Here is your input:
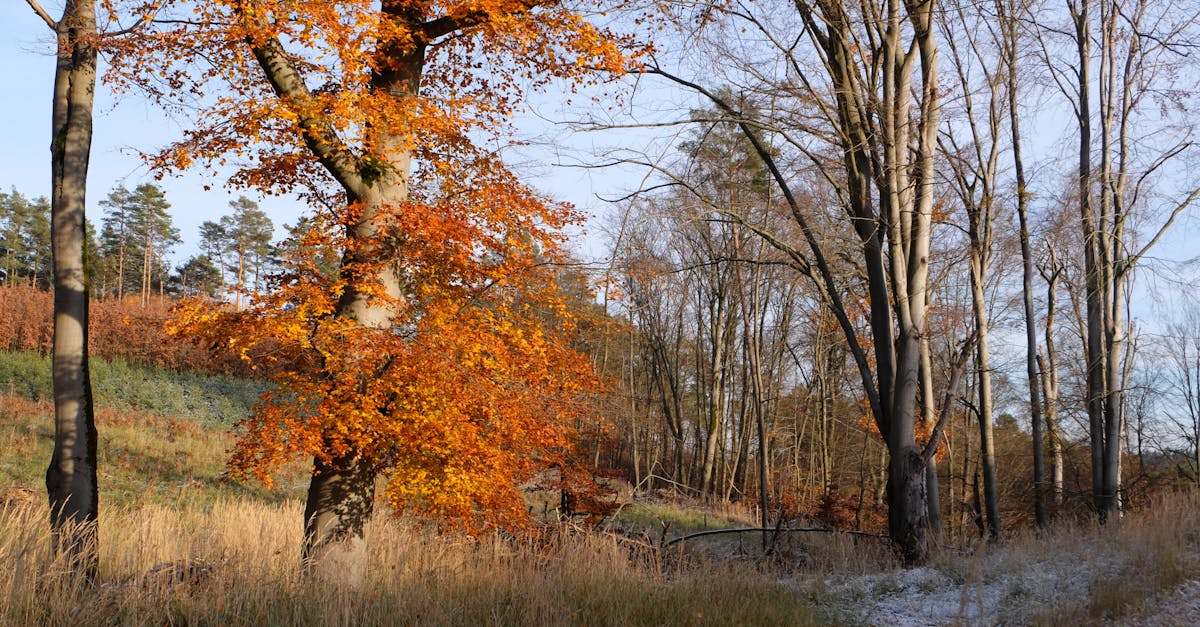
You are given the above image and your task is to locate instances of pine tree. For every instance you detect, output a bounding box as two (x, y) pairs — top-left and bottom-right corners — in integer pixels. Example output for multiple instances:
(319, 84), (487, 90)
(0, 189), (52, 289)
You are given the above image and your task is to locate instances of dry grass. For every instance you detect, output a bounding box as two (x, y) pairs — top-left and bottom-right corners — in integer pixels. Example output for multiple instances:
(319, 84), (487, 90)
(0, 499), (814, 626)
(1008, 493), (1200, 624)
(0, 362), (812, 626)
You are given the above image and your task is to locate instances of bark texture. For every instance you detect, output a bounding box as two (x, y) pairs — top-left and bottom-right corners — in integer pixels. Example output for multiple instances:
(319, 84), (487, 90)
(43, 0), (100, 583)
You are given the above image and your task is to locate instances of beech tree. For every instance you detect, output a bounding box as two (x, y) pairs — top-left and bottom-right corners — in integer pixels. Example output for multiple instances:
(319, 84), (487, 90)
(25, 0), (101, 582)
(1050, 0), (1200, 519)
(116, 0), (635, 580)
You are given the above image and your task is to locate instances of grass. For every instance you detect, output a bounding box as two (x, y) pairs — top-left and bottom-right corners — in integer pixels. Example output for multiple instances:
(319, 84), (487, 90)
(1008, 495), (1200, 624)
(6, 347), (1200, 625)
(0, 349), (817, 625)
(0, 350), (266, 426)
(613, 499), (754, 537)
(0, 500), (817, 626)
(0, 394), (306, 509)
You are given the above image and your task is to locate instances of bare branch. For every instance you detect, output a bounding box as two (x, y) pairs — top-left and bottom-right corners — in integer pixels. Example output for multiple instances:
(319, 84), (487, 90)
(24, 0), (57, 30)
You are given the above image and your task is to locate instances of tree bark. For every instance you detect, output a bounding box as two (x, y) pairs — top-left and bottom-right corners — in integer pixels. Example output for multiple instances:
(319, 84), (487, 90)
(42, 0), (100, 584)
(301, 451), (376, 583)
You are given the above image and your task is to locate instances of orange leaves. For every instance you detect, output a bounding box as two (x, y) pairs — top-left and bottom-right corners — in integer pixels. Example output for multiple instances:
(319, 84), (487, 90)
(103, 0), (633, 534)
(106, 0), (646, 196)
(173, 215), (600, 532)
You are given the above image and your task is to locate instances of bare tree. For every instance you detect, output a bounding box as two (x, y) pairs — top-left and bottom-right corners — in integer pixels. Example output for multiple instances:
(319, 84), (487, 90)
(995, 0), (1049, 528)
(1052, 0), (1200, 519)
(940, 0), (1007, 539)
(636, 0), (956, 563)
(26, 0), (100, 582)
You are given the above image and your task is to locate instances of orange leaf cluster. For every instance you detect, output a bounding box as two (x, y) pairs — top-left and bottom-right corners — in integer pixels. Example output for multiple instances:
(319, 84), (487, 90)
(105, 0), (646, 197)
(172, 214), (601, 532)
(103, 0), (642, 532)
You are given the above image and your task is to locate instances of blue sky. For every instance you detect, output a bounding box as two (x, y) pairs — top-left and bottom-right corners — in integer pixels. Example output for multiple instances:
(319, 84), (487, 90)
(2, 2), (310, 260)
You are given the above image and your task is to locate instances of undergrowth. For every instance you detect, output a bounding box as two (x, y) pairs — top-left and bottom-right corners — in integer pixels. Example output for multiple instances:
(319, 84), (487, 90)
(0, 350), (266, 425)
(0, 500), (816, 626)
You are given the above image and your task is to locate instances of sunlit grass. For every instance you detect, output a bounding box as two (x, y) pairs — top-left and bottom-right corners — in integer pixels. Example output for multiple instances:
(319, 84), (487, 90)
(0, 499), (816, 626)
(0, 393), (305, 509)
(0, 348), (815, 625)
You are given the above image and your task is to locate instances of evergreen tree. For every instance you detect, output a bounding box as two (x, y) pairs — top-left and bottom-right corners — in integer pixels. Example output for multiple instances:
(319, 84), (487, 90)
(174, 255), (223, 298)
(198, 219), (227, 290)
(218, 196), (273, 307)
(100, 183), (180, 302)
(0, 189), (52, 288)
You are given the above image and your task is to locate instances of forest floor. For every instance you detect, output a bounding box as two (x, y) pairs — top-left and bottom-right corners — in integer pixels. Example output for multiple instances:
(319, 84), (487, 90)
(3, 350), (1200, 625)
(623, 490), (1200, 625)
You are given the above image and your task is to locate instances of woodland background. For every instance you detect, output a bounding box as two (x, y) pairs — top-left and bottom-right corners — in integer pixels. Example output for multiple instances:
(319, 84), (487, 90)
(4, 0), (1200, 623)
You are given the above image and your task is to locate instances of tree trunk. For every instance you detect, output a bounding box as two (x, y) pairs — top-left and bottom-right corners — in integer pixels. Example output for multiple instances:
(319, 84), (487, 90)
(242, 0), (421, 579)
(44, 0), (100, 584)
(1039, 252), (1065, 505)
(920, 333), (942, 534)
(301, 452), (376, 583)
(887, 446), (928, 565)
(998, 0), (1047, 528)
(970, 256), (1001, 540)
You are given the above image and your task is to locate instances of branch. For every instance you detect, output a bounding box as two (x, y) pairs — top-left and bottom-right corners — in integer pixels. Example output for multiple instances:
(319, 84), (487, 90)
(103, 1), (167, 37)
(420, 0), (545, 43)
(237, 2), (365, 198)
(640, 63), (885, 434)
(24, 0), (57, 30)
(922, 331), (978, 462)
(665, 526), (888, 546)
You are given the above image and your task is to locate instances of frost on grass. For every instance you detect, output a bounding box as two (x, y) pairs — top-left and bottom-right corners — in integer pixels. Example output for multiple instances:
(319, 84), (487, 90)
(796, 512), (1200, 626)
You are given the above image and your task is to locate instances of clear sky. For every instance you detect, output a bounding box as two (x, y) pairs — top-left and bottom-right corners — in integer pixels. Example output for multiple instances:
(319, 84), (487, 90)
(2, 2), (309, 261)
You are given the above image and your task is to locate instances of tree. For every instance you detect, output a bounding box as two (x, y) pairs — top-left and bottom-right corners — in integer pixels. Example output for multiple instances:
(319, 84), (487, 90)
(218, 196), (274, 308)
(99, 183), (180, 303)
(198, 219), (228, 290)
(644, 0), (953, 564)
(129, 184), (179, 305)
(1053, 0), (1200, 520)
(99, 185), (133, 299)
(0, 189), (52, 288)
(940, 0), (1006, 539)
(120, 0), (635, 580)
(994, 0), (1048, 528)
(25, 0), (101, 583)
(174, 255), (223, 298)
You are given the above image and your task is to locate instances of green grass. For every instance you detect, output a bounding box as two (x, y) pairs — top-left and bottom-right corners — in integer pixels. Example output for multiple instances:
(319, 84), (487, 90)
(0, 350), (266, 425)
(614, 500), (754, 537)
(0, 350), (300, 509)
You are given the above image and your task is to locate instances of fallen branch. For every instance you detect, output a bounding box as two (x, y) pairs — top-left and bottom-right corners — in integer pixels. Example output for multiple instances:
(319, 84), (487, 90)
(665, 526), (889, 547)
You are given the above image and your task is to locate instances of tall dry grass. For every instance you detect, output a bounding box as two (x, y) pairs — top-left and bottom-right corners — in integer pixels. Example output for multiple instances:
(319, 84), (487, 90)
(0, 499), (815, 626)
(924, 490), (1200, 624)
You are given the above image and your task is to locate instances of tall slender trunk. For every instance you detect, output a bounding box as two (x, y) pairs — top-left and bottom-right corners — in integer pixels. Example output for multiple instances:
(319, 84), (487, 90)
(43, 0), (100, 583)
(1070, 0), (1110, 520)
(1039, 252), (1065, 504)
(998, 0), (1047, 528)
